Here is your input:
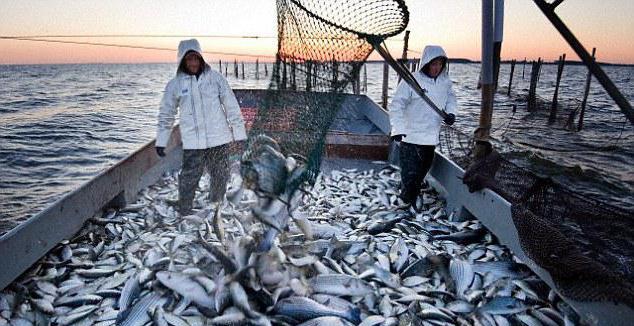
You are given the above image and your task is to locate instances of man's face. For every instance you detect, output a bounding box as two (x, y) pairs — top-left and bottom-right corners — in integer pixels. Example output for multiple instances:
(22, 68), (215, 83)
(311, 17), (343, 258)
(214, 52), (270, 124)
(184, 52), (202, 74)
(428, 58), (444, 78)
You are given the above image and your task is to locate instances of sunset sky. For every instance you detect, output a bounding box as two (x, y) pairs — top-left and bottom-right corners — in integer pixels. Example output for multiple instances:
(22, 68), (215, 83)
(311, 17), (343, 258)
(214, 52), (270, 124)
(0, 0), (632, 65)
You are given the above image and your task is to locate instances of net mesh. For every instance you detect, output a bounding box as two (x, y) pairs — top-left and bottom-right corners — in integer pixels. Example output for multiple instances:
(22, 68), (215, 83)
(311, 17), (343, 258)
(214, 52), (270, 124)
(245, 0), (408, 185)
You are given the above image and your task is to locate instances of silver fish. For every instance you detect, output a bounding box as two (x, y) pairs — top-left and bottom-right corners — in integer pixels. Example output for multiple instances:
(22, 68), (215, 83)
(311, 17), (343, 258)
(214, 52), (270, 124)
(309, 275), (373, 297)
(272, 296), (360, 324)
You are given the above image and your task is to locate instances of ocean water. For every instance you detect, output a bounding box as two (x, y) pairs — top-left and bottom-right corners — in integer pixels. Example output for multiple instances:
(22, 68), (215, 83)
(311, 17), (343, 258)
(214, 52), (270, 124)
(0, 62), (632, 234)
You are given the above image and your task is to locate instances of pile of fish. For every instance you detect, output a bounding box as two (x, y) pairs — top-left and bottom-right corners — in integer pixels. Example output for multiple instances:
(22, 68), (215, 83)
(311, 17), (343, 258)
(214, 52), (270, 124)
(0, 156), (581, 325)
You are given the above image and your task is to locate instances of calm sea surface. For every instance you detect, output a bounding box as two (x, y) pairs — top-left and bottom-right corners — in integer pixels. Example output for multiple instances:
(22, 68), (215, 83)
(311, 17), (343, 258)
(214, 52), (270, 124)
(0, 62), (632, 234)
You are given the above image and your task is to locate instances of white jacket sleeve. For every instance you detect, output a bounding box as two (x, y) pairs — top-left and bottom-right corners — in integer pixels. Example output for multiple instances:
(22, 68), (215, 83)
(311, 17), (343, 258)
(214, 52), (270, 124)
(217, 73), (247, 141)
(445, 80), (458, 115)
(388, 80), (412, 136)
(156, 81), (178, 147)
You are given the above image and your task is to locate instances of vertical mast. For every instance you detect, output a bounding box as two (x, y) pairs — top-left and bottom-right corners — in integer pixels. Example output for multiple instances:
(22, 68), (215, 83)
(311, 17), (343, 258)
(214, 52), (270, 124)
(474, 0), (496, 159)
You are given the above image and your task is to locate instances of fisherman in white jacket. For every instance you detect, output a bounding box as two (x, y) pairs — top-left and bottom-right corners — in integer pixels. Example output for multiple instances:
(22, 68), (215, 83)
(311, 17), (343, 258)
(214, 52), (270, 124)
(155, 39), (247, 215)
(389, 45), (457, 210)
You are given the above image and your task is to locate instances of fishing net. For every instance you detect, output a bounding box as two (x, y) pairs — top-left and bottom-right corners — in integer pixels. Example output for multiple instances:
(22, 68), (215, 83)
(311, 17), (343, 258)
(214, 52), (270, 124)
(440, 125), (634, 306)
(242, 0), (408, 190)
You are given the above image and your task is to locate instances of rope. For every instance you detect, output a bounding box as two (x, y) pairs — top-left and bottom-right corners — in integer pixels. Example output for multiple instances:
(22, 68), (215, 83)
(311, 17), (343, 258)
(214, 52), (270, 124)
(0, 34), (277, 39)
(0, 36), (276, 59)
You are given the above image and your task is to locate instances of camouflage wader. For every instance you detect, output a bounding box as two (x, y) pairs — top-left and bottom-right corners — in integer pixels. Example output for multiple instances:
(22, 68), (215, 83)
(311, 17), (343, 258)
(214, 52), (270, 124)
(399, 142), (435, 205)
(178, 144), (230, 215)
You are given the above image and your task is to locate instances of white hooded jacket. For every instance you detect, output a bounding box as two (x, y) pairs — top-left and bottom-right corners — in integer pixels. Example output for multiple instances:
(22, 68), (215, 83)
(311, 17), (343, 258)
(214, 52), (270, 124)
(156, 39), (247, 149)
(388, 45), (457, 146)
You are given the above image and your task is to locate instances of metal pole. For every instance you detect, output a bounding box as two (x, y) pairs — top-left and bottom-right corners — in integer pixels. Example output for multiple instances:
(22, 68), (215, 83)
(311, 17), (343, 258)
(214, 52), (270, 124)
(475, 0), (495, 158)
(533, 0), (634, 124)
(578, 48), (596, 131)
(493, 0), (504, 90)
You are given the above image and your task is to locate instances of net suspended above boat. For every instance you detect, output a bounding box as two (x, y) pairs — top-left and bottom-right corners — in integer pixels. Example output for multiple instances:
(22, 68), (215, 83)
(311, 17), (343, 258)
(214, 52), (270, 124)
(244, 0), (408, 187)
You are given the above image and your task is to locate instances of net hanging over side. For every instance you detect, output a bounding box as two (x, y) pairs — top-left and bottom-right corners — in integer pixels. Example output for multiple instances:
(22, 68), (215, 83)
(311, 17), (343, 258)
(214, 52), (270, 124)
(440, 123), (634, 307)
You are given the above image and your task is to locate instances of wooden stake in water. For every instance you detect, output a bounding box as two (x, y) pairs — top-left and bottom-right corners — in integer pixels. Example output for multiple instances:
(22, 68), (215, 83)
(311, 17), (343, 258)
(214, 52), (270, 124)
(578, 48), (596, 131)
(399, 30), (410, 83)
(350, 63), (360, 95)
(527, 58), (542, 111)
(522, 57), (527, 79)
(290, 61), (296, 90)
(507, 59), (516, 96)
(234, 59), (238, 77)
(549, 53), (566, 123)
(219, 60), (222, 72)
(363, 63), (367, 93)
(255, 59), (259, 80)
(265, 64), (268, 77)
(281, 59), (287, 90)
(305, 60), (312, 92)
(241, 62), (245, 79)
(382, 61), (389, 109)
(331, 57), (339, 90)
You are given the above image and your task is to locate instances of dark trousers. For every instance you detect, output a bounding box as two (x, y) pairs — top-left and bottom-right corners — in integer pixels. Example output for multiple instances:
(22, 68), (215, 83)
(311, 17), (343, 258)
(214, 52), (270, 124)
(399, 142), (435, 204)
(179, 144), (230, 215)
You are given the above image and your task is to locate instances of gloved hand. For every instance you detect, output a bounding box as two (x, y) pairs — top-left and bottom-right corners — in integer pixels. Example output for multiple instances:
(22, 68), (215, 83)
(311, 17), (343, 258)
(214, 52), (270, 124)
(391, 134), (404, 142)
(444, 113), (456, 126)
(155, 146), (166, 157)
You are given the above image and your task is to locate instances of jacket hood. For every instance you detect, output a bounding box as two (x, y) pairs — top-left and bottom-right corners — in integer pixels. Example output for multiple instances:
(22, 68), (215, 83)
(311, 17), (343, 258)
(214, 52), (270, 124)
(176, 39), (206, 74)
(419, 45), (448, 77)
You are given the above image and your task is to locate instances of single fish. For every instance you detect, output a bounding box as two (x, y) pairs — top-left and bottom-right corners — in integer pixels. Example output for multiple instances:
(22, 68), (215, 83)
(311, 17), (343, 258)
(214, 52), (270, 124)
(118, 292), (167, 326)
(117, 274), (140, 311)
(449, 259), (474, 298)
(272, 296), (360, 324)
(156, 271), (214, 309)
(389, 238), (409, 273)
(309, 274), (374, 297)
(476, 296), (529, 315)
(433, 228), (487, 244)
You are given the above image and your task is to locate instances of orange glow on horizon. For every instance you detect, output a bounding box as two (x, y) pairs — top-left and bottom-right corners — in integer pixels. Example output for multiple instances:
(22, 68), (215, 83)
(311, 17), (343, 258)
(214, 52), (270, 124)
(0, 1), (632, 65)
